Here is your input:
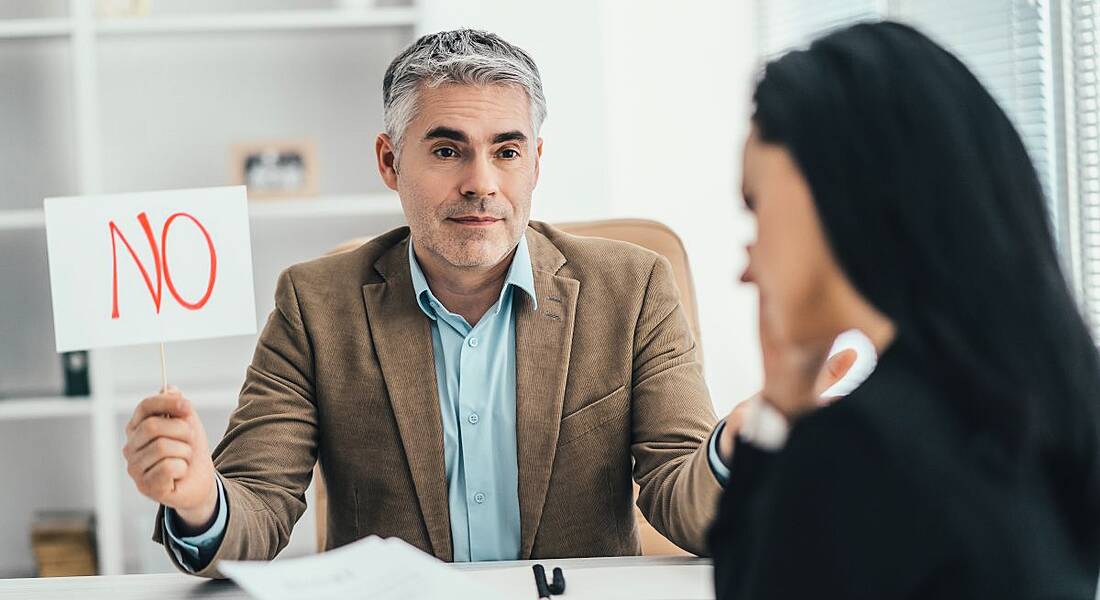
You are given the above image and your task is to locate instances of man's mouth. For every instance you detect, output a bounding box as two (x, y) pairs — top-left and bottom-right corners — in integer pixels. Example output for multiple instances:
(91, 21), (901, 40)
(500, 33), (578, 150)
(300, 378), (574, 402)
(447, 216), (502, 227)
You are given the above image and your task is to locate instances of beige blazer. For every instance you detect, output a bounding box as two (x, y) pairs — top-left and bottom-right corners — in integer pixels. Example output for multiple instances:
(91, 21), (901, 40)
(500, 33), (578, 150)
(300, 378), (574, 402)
(152, 221), (723, 578)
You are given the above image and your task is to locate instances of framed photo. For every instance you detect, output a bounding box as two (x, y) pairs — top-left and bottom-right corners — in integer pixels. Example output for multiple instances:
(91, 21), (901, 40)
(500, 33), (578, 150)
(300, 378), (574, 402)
(230, 139), (318, 199)
(97, 0), (149, 17)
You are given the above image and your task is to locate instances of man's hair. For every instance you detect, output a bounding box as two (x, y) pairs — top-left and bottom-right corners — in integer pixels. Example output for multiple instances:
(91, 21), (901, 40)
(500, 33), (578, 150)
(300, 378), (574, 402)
(382, 29), (547, 157)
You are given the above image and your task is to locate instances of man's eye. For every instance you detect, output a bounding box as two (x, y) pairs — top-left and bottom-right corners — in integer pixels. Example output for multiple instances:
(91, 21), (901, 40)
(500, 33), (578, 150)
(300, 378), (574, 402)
(499, 148), (520, 159)
(434, 147), (458, 159)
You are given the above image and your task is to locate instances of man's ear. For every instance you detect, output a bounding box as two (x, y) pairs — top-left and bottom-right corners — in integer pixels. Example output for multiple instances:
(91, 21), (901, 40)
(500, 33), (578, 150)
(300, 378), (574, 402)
(533, 137), (544, 185)
(376, 133), (399, 192)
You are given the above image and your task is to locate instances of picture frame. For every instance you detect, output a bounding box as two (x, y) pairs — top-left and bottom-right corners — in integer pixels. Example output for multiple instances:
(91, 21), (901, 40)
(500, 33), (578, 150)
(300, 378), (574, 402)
(230, 139), (318, 199)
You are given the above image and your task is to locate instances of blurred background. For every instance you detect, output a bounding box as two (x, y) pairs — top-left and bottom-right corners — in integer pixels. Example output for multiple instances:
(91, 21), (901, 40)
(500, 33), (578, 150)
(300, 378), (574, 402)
(0, 0), (1095, 578)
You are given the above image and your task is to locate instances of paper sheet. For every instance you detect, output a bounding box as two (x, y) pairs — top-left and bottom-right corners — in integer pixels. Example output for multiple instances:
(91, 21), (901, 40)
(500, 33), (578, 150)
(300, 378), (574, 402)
(218, 536), (507, 600)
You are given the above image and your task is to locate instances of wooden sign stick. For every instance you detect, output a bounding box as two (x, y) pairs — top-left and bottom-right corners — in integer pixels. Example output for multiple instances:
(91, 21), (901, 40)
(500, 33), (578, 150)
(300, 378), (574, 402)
(159, 342), (168, 393)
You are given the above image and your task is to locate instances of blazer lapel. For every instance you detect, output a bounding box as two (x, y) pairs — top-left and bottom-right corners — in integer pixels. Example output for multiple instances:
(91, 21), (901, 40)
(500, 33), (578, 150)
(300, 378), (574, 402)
(515, 229), (578, 558)
(361, 238), (453, 561)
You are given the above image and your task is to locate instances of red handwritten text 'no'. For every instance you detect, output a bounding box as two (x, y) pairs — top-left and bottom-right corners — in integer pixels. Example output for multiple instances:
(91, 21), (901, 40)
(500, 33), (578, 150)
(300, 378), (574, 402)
(108, 212), (218, 319)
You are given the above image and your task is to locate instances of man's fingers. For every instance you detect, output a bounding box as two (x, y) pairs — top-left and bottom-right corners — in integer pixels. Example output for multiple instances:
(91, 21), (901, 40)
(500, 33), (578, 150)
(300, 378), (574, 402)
(132, 438), (192, 475)
(126, 416), (192, 455)
(144, 458), (188, 496)
(127, 393), (191, 433)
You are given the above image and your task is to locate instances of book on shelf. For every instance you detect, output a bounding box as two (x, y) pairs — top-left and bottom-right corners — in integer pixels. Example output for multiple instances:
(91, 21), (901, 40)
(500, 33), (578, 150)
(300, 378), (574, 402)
(31, 510), (98, 577)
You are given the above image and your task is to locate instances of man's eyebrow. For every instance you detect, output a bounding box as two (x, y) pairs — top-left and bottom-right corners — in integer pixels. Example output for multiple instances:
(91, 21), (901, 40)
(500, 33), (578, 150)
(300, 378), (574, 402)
(492, 130), (527, 144)
(423, 126), (469, 143)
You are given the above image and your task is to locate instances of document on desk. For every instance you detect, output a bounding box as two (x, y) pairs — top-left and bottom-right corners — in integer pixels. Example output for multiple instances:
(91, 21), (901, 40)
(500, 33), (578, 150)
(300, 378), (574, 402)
(218, 536), (507, 600)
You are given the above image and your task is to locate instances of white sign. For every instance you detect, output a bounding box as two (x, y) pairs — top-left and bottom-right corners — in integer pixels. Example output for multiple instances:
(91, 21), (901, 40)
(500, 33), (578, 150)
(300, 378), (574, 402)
(44, 186), (256, 353)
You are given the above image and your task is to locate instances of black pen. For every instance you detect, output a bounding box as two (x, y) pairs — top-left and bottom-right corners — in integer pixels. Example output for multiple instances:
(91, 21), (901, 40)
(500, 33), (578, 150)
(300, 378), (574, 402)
(532, 564), (566, 599)
(532, 564), (552, 599)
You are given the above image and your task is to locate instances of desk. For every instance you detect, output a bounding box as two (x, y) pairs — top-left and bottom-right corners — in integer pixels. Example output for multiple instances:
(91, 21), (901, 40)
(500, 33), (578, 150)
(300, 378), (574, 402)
(0, 555), (713, 599)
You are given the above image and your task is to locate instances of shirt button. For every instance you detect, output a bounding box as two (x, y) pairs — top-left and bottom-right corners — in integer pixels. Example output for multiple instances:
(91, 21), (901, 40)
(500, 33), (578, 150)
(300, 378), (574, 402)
(468, 413), (480, 425)
(473, 492), (487, 504)
(467, 337), (479, 348)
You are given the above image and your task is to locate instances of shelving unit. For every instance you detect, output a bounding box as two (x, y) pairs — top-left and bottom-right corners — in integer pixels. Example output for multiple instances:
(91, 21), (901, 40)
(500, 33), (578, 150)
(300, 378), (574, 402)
(0, 18), (72, 38)
(0, 0), (417, 577)
(96, 7), (416, 35)
(0, 194), (399, 230)
(0, 397), (91, 421)
(0, 209), (46, 230)
(246, 194), (400, 219)
(113, 384), (238, 413)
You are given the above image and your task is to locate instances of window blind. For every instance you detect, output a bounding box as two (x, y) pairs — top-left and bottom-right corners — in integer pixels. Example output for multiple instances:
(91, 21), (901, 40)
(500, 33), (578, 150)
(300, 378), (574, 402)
(756, 0), (1056, 205)
(756, 0), (883, 58)
(754, 0), (1100, 340)
(1067, 0), (1100, 339)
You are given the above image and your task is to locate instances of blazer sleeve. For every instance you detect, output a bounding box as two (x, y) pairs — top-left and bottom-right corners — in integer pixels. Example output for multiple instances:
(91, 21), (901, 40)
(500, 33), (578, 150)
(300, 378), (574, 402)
(708, 404), (951, 600)
(630, 255), (723, 556)
(152, 267), (319, 579)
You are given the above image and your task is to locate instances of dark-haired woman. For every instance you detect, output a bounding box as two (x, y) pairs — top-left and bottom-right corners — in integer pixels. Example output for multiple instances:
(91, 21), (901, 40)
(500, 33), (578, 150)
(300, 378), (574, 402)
(708, 21), (1100, 599)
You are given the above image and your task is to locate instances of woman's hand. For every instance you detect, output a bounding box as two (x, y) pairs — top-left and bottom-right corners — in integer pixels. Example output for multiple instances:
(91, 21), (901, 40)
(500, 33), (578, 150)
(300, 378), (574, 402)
(759, 302), (858, 417)
(717, 299), (859, 462)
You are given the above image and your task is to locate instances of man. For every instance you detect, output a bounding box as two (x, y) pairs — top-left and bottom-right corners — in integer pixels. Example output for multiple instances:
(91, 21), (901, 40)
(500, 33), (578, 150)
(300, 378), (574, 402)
(122, 29), (852, 578)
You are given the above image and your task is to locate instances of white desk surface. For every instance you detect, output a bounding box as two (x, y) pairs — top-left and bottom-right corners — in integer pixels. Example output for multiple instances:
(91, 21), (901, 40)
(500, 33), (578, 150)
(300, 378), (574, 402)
(0, 555), (713, 599)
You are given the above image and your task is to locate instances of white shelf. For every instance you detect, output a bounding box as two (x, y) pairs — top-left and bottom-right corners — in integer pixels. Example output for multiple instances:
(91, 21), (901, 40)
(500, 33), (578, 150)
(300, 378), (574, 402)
(0, 397), (92, 421)
(0, 19), (72, 39)
(248, 194), (402, 220)
(0, 194), (403, 231)
(114, 384), (238, 414)
(0, 209), (45, 231)
(95, 8), (417, 36)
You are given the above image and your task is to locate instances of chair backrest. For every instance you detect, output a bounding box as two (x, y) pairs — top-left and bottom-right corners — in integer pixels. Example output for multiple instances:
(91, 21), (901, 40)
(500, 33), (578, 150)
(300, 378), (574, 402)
(313, 219), (700, 556)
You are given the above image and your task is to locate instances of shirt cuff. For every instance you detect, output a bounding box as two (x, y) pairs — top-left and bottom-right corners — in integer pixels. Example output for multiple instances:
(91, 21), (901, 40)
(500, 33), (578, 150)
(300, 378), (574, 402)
(164, 477), (227, 572)
(706, 421), (731, 486)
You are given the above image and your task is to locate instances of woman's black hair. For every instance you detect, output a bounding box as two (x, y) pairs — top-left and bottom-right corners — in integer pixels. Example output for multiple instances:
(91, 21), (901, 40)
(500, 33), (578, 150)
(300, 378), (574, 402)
(752, 21), (1100, 545)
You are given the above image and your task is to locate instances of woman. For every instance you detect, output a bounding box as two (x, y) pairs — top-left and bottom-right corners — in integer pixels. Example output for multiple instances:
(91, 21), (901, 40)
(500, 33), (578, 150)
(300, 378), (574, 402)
(709, 22), (1100, 599)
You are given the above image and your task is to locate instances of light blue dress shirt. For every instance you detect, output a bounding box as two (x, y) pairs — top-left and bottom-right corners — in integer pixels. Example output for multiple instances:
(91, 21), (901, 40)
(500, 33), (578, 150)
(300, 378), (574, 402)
(164, 235), (729, 569)
(408, 236), (533, 562)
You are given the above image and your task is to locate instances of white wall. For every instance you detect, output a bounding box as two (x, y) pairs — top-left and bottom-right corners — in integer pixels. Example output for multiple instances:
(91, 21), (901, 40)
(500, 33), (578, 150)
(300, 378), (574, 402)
(601, 0), (761, 414)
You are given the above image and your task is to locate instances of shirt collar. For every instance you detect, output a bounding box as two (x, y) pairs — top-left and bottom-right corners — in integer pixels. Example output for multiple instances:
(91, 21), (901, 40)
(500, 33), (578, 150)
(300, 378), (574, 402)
(408, 234), (538, 321)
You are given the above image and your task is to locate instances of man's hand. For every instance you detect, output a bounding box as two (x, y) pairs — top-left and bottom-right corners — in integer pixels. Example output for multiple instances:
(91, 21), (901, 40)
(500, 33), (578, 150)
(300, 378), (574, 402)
(123, 387), (218, 534)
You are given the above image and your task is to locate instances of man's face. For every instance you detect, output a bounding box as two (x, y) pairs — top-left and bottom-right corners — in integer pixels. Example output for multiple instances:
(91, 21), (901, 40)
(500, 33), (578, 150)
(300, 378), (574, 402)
(376, 83), (543, 270)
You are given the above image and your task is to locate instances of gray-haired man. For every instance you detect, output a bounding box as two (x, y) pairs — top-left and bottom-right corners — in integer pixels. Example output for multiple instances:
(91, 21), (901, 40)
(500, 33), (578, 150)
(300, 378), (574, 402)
(122, 29), (775, 578)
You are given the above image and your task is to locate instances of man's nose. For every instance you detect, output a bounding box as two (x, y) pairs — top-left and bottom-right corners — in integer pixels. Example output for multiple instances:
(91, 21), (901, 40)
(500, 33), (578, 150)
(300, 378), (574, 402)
(459, 155), (500, 199)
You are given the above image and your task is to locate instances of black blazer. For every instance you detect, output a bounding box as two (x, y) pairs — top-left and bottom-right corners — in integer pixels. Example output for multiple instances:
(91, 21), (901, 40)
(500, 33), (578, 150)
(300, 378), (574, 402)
(708, 340), (1099, 599)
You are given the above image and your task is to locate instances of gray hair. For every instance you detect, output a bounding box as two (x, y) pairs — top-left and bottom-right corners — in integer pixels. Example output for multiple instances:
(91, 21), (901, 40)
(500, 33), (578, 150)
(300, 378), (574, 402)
(382, 29), (547, 156)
